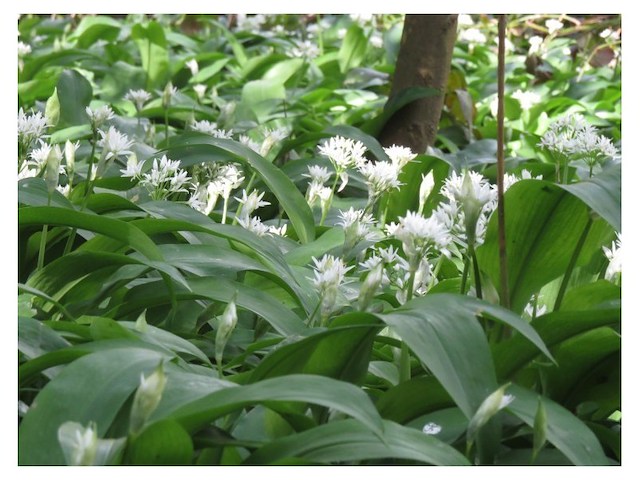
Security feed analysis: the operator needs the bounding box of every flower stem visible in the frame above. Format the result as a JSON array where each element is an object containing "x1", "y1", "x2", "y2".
[
  {"x1": 164, "y1": 108, "x2": 170, "y2": 147},
  {"x1": 470, "y1": 245, "x2": 483, "y2": 300},
  {"x1": 37, "y1": 224, "x2": 48, "y2": 271},
  {"x1": 553, "y1": 216, "x2": 593, "y2": 311},
  {"x1": 319, "y1": 170, "x2": 340, "y2": 226},
  {"x1": 460, "y1": 255, "x2": 470, "y2": 294}
]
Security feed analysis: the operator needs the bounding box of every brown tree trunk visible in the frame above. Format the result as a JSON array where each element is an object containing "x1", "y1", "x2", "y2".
[{"x1": 378, "y1": 14, "x2": 458, "y2": 153}]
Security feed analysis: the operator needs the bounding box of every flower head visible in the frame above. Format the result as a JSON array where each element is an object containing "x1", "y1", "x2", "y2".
[
  {"x1": 358, "y1": 161, "x2": 402, "y2": 199},
  {"x1": 383, "y1": 145, "x2": 417, "y2": 170},
  {"x1": 97, "y1": 126, "x2": 134, "y2": 161},
  {"x1": 235, "y1": 189, "x2": 270, "y2": 220},
  {"x1": 311, "y1": 254, "x2": 352, "y2": 319},
  {"x1": 124, "y1": 89, "x2": 152, "y2": 111},
  {"x1": 318, "y1": 136, "x2": 367, "y2": 172},
  {"x1": 18, "y1": 108, "x2": 48, "y2": 148},
  {"x1": 86, "y1": 105, "x2": 115, "y2": 128},
  {"x1": 603, "y1": 234, "x2": 621, "y2": 282}
]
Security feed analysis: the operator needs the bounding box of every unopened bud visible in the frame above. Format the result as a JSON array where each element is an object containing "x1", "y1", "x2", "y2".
[
  {"x1": 358, "y1": 262, "x2": 383, "y2": 311},
  {"x1": 58, "y1": 421, "x2": 98, "y2": 466},
  {"x1": 129, "y1": 362, "x2": 167, "y2": 434},
  {"x1": 215, "y1": 296, "x2": 238, "y2": 370},
  {"x1": 418, "y1": 171, "x2": 435, "y2": 213},
  {"x1": 467, "y1": 384, "x2": 513, "y2": 447},
  {"x1": 45, "y1": 87, "x2": 60, "y2": 128},
  {"x1": 44, "y1": 145, "x2": 63, "y2": 195},
  {"x1": 64, "y1": 140, "x2": 78, "y2": 176}
]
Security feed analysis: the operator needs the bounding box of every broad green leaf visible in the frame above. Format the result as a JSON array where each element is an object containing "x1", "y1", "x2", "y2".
[
  {"x1": 70, "y1": 16, "x2": 122, "y2": 48},
  {"x1": 19, "y1": 316, "x2": 71, "y2": 360},
  {"x1": 250, "y1": 313, "x2": 381, "y2": 383},
  {"x1": 189, "y1": 57, "x2": 230, "y2": 84},
  {"x1": 169, "y1": 374, "x2": 384, "y2": 438},
  {"x1": 240, "y1": 79, "x2": 286, "y2": 123},
  {"x1": 477, "y1": 179, "x2": 614, "y2": 312},
  {"x1": 55, "y1": 69, "x2": 92, "y2": 127},
  {"x1": 19, "y1": 206, "x2": 163, "y2": 261},
  {"x1": 338, "y1": 25, "x2": 368, "y2": 73},
  {"x1": 18, "y1": 178, "x2": 74, "y2": 209},
  {"x1": 377, "y1": 294, "x2": 552, "y2": 418},
  {"x1": 493, "y1": 306, "x2": 620, "y2": 379},
  {"x1": 19, "y1": 347, "x2": 169, "y2": 465},
  {"x1": 559, "y1": 163, "x2": 621, "y2": 231},
  {"x1": 131, "y1": 22, "x2": 169, "y2": 90},
  {"x1": 126, "y1": 419, "x2": 193, "y2": 465},
  {"x1": 560, "y1": 280, "x2": 620, "y2": 311},
  {"x1": 284, "y1": 227, "x2": 345, "y2": 266},
  {"x1": 244, "y1": 419, "x2": 470, "y2": 465},
  {"x1": 376, "y1": 376, "x2": 454, "y2": 424},
  {"x1": 505, "y1": 384, "x2": 609, "y2": 465}
]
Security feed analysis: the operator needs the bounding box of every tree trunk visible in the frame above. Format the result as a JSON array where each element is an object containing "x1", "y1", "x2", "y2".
[{"x1": 378, "y1": 14, "x2": 458, "y2": 153}]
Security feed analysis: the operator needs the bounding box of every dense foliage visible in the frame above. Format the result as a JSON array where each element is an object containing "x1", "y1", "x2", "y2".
[{"x1": 18, "y1": 14, "x2": 621, "y2": 466}]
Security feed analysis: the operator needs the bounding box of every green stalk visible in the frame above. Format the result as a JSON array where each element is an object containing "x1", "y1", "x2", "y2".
[
  {"x1": 399, "y1": 264, "x2": 417, "y2": 383},
  {"x1": 460, "y1": 255, "x2": 470, "y2": 294},
  {"x1": 37, "y1": 194, "x2": 52, "y2": 271},
  {"x1": 470, "y1": 245, "x2": 483, "y2": 300},
  {"x1": 319, "y1": 170, "x2": 340, "y2": 226},
  {"x1": 553, "y1": 216, "x2": 593, "y2": 311},
  {"x1": 164, "y1": 108, "x2": 170, "y2": 147}
]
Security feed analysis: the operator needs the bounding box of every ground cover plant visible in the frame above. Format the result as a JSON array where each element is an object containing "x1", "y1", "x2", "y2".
[{"x1": 17, "y1": 13, "x2": 621, "y2": 466}]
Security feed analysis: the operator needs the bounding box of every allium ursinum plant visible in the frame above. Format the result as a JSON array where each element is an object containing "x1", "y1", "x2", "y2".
[
  {"x1": 188, "y1": 162, "x2": 244, "y2": 222},
  {"x1": 191, "y1": 120, "x2": 234, "y2": 139},
  {"x1": 124, "y1": 89, "x2": 152, "y2": 119},
  {"x1": 86, "y1": 105, "x2": 115, "y2": 130},
  {"x1": 18, "y1": 108, "x2": 48, "y2": 166},
  {"x1": 95, "y1": 126, "x2": 134, "y2": 179},
  {"x1": 336, "y1": 207, "x2": 381, "y2": 255},
  {"x1": 310, "y1": 254, "x2": 353, "y2": 325},
  {"x1": 539, "y1": 113, "x2": 618, "y2": 180},
  {"x1": 132, "y1": 155, "x2": 191, "y2": 201}
]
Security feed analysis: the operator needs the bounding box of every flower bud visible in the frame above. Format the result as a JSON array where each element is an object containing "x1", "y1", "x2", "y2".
[
  {"x1": 215, "y1": 296, "x2": 238, "y2": 371},
  {"x1": 44, "y1": 145, "x2": 63, "y2": 195},
  {"x1": 467, "y1": 384, "x2": 513, "y2": 447},
  {"x1": 358, "y1": 262, "x2": 383, "y2": 311},
  {"x1": 418, "y1": 171, "x2": 435, "y2": 213},
  {"x1": 58, "y1": 421, "x2": 98, "y2": 466},
  {"x1": 162, "y1": 82, "x2": 176, "y2": 109},
  {"x1": 129, "y1": 362, "x2": 167, "y2": 435},
  {"x1": 45, "y1": 87, "x2": 60, "y2": 128},
  {"x1": 64, "y1": 140, "x2": 78, "y2": 177}
]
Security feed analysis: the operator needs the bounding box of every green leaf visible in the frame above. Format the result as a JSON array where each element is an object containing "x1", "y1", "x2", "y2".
[
  {"x1": 19, "y1": 347, "x2": 169, "y2": 465},
  {"x1": 244, "y1": 419, "x2": 470, "y2": 465},
  {"x1": 70, "y1": 15, "x2": 122, "y2": 48},
  {"x1": 169, "y1": 374, "x2": 384, "y2": 438},
  {"x1": 377, "y1": 294, "x2": 552, "y2": 418},
  {"x1": 493, "y1": 307, "x2": 620, "y2": 379},
  {"x1": 55, "y1": 69, "x2": 92, "y2": 127},
  {"x1": 163, "y1": 135, "x2": 316, "y2": 244},
  {"x1": 131, "y1": 22, "x2": 169, "y2": 90},
  {"x1": 189, "y1": 57, "x2": 230, "y2": 84},
  {"x1": 284, "y1": 227, "x2": 345, "y2": 266},
  {"x1": 250, "y1": 314, "x2": 381, "y2": 383},
  {"x1": 532, "y1": 397, "x2": 548, "y2": 462},
  {"x1": 126, "y1": 419, "x2": 193, "y2": 465},
  {"x1": 505, "y1": 385, "x2": 609, "y2": 465},
  {"x1": 477, "y1": 179, "x2": 614, "y2": 312},
  {"x1": 559, "y1": 163, "x2": 621, "y2": 231},
  {"x1": 376, "y1": 376, "x2": 454, "y2": 424},
  {"x1": 240, "y1": 79, "x2": 286, "y2": 123},
  {"x1": 338, "y1": 25, "x2": 368, "y2": 73},
  {"x1": 45, "y1": 86, "x2": 60, "y2": 127},
  {"x1": 19, "y1": 316, "x2": 71, "y2": 360},
  {"x1": 19, "y1": 206, "x2": 163, "y2": 262}
]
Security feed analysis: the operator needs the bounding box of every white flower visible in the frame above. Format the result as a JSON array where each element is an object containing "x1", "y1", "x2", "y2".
[
  {"x1": 185, "y1": 58, "x2": 199, "y2": 76},
  {"x1": 422, "y1": 422, "x2": 442, "y2": 435},
  {"x1": 311, "y1": 254, "x2": 352, "y2": 317},
  {"x1": 289, "y1": 39, "x2": 320, "y2": 59},
  {"x1": 18, "y1": 41, "x2": 32, "y2": 56},
  {"x1": 124, "y1": 89, "x2": 152, "y2": 111},
  {"x1": 603, "y1": 234, "x2": 621, "y2": 282},
  {"x1": 393, "y1": 211, "x2": 451, "y2": 262},
  {"x1": 383, "y1": 144, "x2": 417, "y2": 171},
  {"x1": 458, "y1": 14, "x2": 474, "y2": 26},
  {"x1": 60, "y1": 422, "x2": 98, "y2": 466},
  {"x1": 18, "y1": 108, "x2": 48, "y2": 147},
  {"x1": 545, "y1": 18, "x2": 564, "y2": 35},
  {"x1": 304, "y1": 165, "x2": 332, "y2": 185},
  {"x1": 418, "y1": 171, "x2": 435, "y2": 213},
  {"x1": 97, "y1": 126, "x2": 134, "y2": 160},
  {"x1": 528, "y1": 35, "x2": 544, "y2": 54},
  {"x1": 499, "y1": 394, "x2": 515, "y2": 409},
  {"x1": 318, "y1": 136, "x2": 367, "y2": 171},
  {"x1": 27, "y1": 140, "x2": 52, "y2": 172},
  {"x1": 130, "y1": 364, "x2": 167, "y2": 434},
  {"x1": 235, "y1": 189, "x2": 270, "y2": 219},
  {"x1": 503, "y1": 169, "x2": 542, "y2": 191},
  {"x1": 359, "y1": 161, "x2": 402, "y2": 198},
  {"x1": 139, "y1": 155, "x2": 191, "y2": 200},
  {"x1": 441, "y1": 170, "x2": 496, "y2": 207},
  {"x1": 18, "y1": 163, "x2": 38, "y2": 180},
  {"x1": 460, "y1": 28, "x2": 487, "y2": 44},
  {"x1": 86, "y1": 105, "x2": 115, "y2": 127},
  {"x1": 120, "y1": 154, "x2": 144, "y2": 178},
  {"x1": 259, "y1": 127, "x2": 289, "y2": 156},
  {"x1": 238, "y1": 216, "x2": 271, "y2": 236},
  {"x1": 370, "y1": 32, "x2": 383, "y2": 49},
  {"x1": 191, "y1": 120, "x2": 219, "y2": 135},
  {"x1": 162, "y1": 82, "x2": 177, "y2": 107},
  {"x1": 268, "y1": 223, "x2": 287, "y2": 236},
  {"x1": 239, "y1": 135, "x2": 261, "y2": 153},
  {"x1": 56, "y1": 184, "x2": 70, "y2": 197},
  {"x1": 600, "y1": 28, "x2": 620, "y2": 41},
  {"x1": 212, "y1": 128, "x2": 234, "y2": 139},
  {"x1": 337, "y1": 207, "x2": 379, "y2": 248},
  {"x1": 193, "y1": 84, "x2": 207, "y2": 100},
  {"x1": 306, "y1": 183, "x2": 332, "y2": 208},
  {"x1": 512, "y1": 90, "x2": 541, "y2": 110},
  {"x1": 187, "y1": 184, "x2": 208, "y2": 213}
]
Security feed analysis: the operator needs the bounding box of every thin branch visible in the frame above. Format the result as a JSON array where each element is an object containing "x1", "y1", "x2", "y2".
[{"x1": 497, "y1": 14, "x2": 510, "y2": 310}]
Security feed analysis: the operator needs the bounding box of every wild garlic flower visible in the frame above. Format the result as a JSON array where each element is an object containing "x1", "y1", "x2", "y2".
[
  {"x1": 56, "y1": 184, "x2": 70, "y2": 197},
  {"x1": 238, "y1": 216, "x2": 271, "y2": 236},
  {"x1": 337, "y1": 207, "x2": 379, "y2": 251},
  {"x1": 528, "y1": 35, "x2": 544, "y2": 55},
  {"x1": 130, "y1": 363, "x2": 167, "y2": 434},
  {"x1": 539, "y1": 114, "x2": 618, "y2": 169},
  {"x1": 358, "y1": 160, "x2": 402, "y2": 200},
  {"x1": 459, "y1": 28, "x2": 487, "y2": 44},
  {"x1": 97, "y1": 126, "x2": 134, "y2": 161},
  {"x1": 603, "y1": 234, "x2": 621, "y2": 282},
  {"x1": 259, "y1": 127, "x2": 289, "y2": 156},
  {"x1": 26, "y1": 140, "x2": 53, "y2": 173},
  {"x1": 18, "y1": 108, "x2": 48, "y2": 150},
  {"x1": 187, "y1": 184, "x2": 209, "y2": 214},
  {"x1": 191, "y1": 120, "x2": 219, "y2": 135},
  {"x1": 193, "y1": 84, "x2": 207, "y2": 101},
  {"x1": 212, "y1": 128, "x2": 234, "y2": 139},
  {"x1": 306, "y1": 182, "x2": 332, "y2": 209},
  {"x1": 318, "y1": 136, "x2": 367, "y2": 172},
  {"x1": 185, "y1": 58, "x2": 199, "y2": 76},
  {"x1": 120, "y1": 153, "x2": 144, "y2": 178},
  {"x1": 512, "y1": 90, "x2": 541, "y2": 110},
  {"x1": 235, "y1": 189, "x2": 270, "y2": 220},
  {"x1": 304, "y1": 165, "x2": 332, "y2": 185},
  {"x1": 58, "y1": 422, "x2": 98, "y2": 466},
  {"x1": 139, "y1": 155, "x2": 191, "y2": 200},
  {"x1": 418, "y1": 172, "x2": 435, "y2": 213},
  {"x1": 311, "y1": 254, "x2": 352, "y2": 320},
  {"x1": 383, "y1": 145, "x2": 417, "y2": 170},
  {"x1": 289, "y1": 39, "x2": 320, "y2": 59},
  {"x1": 86, "y1": 105, "x2": 115, "y2": 128},
  {"x1": 162, "y1": 82, "x2": 177, "y2": 108},
  {"x1": 391, "y1": 211, "x2": 451, "y2": 268},
  {"x1": 545, "y1": 18, "x2": 564, "y2": 35},
  {"x1": 124, "y1": 89, "x2": 152, "y2": 111},
  {"x1": 18, "y1": 41, "x2": 31, "y2": 56},
  {"x1": 503, "y1": 169, "x2": 543, "y2": 191},
  {"x1": 64, "y1": 140, "x2": 80, "y2": 176}
]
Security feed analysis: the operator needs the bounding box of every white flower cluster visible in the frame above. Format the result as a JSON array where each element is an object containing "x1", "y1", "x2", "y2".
[
  {"x1": 234, "y1": 189, "x2": 285, "y2": 237},
  {"x1": 86, "y1": 105, "x2": 115, "y2": 128},
  {"x1": 289, "y1": 39, "x2": 320, "y2": 59},
  {"x1": 132, "y1": 155, "x2": 191, "y2": 201},
  {"x1": 539, "y1": 114, "x2": 618, "y2": 167},
  {"x1": 304, "y1": 164, "x2": 333, "y2": 210},
  {"x1": 311, "y1": 254, "x2": 353, "y2": 319},
  {"x1": 191, "y1": 120, "x2": 233, "y2": 139},
  {"x1": 319, "y1": 136, "x2": 367, "y2": 173},
  {"x1": 124, "y1": 89, "x2": 152, "y2": 111},
  {"x1": 337, "y1": 207, "x2": 380, "y2": 251},
  {"x1": 187, "y1": 162, "x2": 244, "y2": 220},
  {"x1": 18, "y1": 108, "x2": 48, "y2": 151}
]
